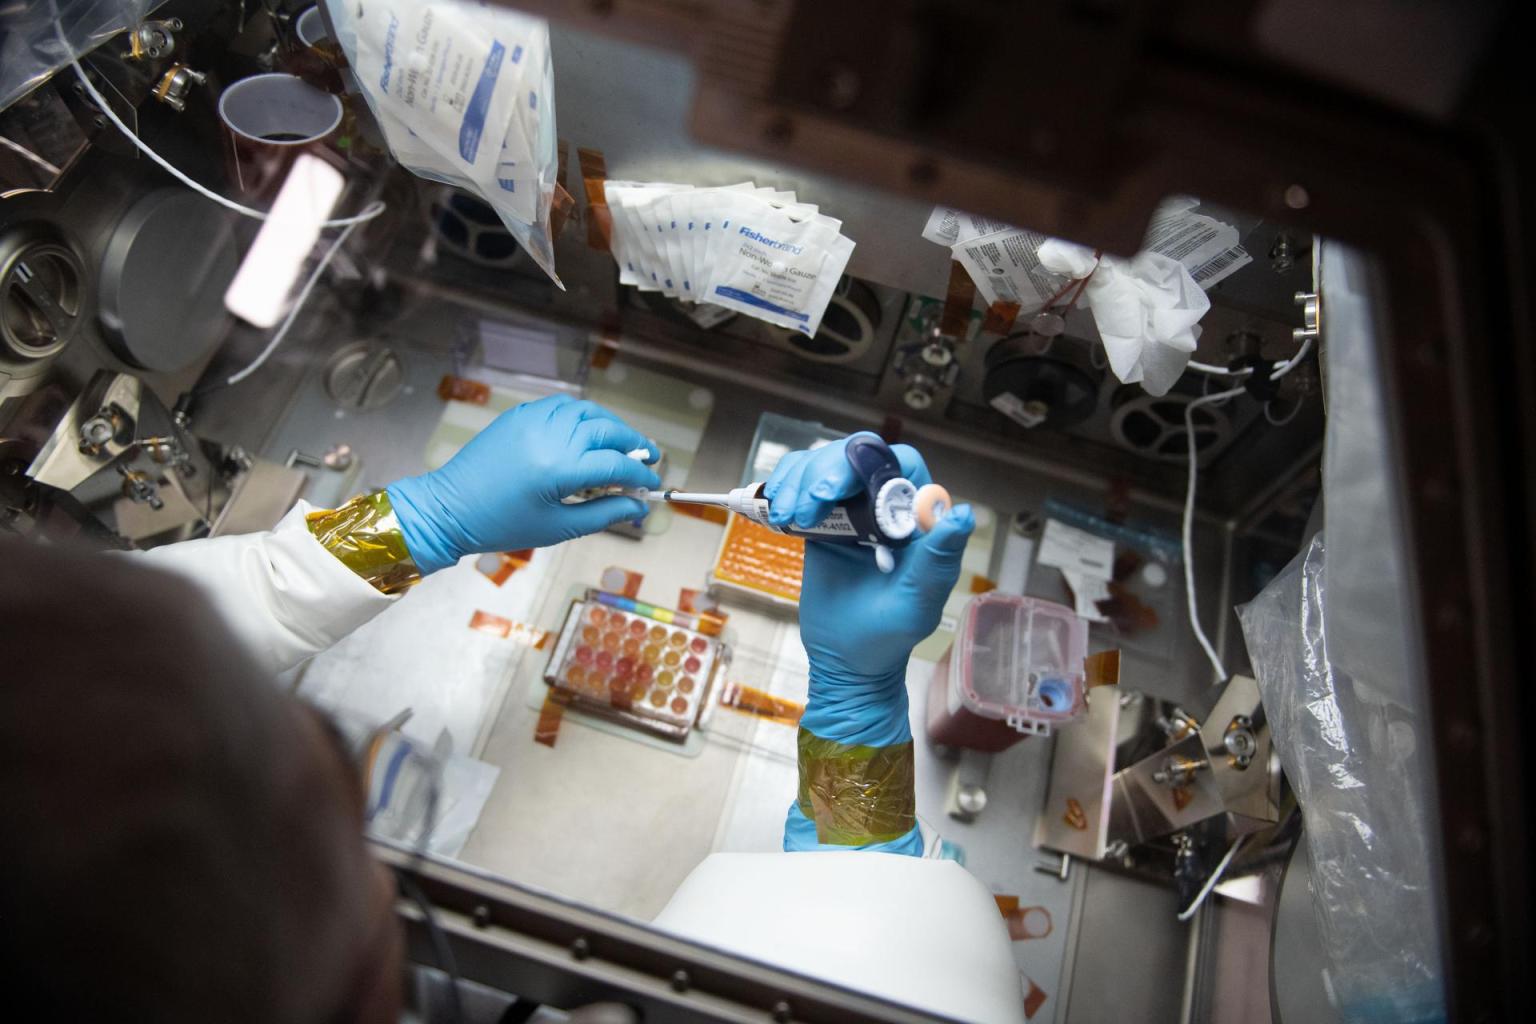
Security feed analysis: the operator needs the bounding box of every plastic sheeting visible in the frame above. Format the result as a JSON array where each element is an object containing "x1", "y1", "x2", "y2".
[
  {"x1": 0, "y1": 0, "x2": 160, "y2": 113},
  {"x1": 1317, "y1": 242, "x2": 1416, "y2": 709},
  {"x1": 1237, "y1": 535, "x2": 1443, "y2": 1023}
]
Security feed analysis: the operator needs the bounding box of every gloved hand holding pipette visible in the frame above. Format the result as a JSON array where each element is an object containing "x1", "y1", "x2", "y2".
[
  {"x1": 763, "y1": 433, "x2": 975, "y2": 855},
  {"x1": 387, "y1": 394, "x2": 660, "y2": 574}
]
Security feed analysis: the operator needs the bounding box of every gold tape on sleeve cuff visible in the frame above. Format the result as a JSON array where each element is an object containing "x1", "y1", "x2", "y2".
[
  {"x1": 306, "y1": 491, "x2": 422, "y2": 595},
  {"x1": 796, "y1": 728, "x2": 917, "y2": 846}
]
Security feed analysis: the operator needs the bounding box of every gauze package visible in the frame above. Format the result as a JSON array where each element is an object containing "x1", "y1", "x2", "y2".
[
  {"x1": 604, "y1": 181, "x2": 855, "y2": 336},
  {"x1": 323, "y1": 0, "x2": 563, "y2": 284},
  {"x1": 1037, "y1": 239, "x2": 1210, "y2": 396}
]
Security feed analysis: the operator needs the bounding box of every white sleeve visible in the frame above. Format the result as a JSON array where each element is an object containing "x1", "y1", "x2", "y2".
[{"x1": 133, "y1": 501, "x2": 397, "y2": 678}]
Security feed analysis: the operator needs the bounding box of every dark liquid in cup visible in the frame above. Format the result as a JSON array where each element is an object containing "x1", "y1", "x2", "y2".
[{"x1": 260, "y1": 132, "x2": 311, "y2": 142}]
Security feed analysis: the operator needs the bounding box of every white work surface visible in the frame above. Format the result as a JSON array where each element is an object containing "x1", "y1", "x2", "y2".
[
  {"x1": 451, "y1": 515, "x2": 1079, "y2": 1018},
  {"x1": 294, "y1": 435, "x2": 1078, "y2": 1019}
]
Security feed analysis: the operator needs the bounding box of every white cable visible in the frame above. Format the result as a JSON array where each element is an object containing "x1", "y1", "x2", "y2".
[
  {"x1": 51, "y1": 8, "x2": 389, "y2": 388},
  {"x1": 1269, "y1": 334, "x2": 1314, "y2": 379},
  {"x1": 1187, "y1": 333, "x2": 1313, "y2": 382},
  {"x1": 1263, "y1": 396, "x2": 1304, "y2": 427},
  {"x1": 1183, "y1": 384, "x2": 1246, "y2": 682},
  {"x1": 224, "y1": 218, "x2": 360, "y2": 384},
  {"x1": 1187, "y1": 359, "x2": 1251, "y2": 377},
  {"x1": 1177, "y1": 834, "x2": 1248, "y2": 922},
  {"x1": 58, "y1": 20, "x2": 384, "y2": 229}
]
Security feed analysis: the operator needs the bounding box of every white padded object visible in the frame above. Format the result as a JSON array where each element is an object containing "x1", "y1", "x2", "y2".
[
  {"x1": 133, "y1": 501, "x2": 395, "y2": 677},
  {"x1": 654, "y1": 853, "x2": 1024, "y2": 1023}
]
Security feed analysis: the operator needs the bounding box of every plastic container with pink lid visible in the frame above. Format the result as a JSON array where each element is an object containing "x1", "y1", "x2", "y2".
[{"x1": 925, "y1": 592, "x2": 1088, "y2": 752}]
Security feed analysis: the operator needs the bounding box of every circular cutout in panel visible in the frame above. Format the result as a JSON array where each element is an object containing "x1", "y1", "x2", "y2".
[
  {"x1": 771, "y1": 275, "x2": 881, "y2": 363},
  {"x1": 323, "y1": 341, "x2": 404, "y2": 410},
  {"x1": 427, "y1": 188, "x2": 527, "y2": 270},
  {"x1": 1108, "y1": 389, "x2": 1236, "y2": 464},
  {"x1": 982, "y1": 335, "x2": 1101, "y2": 432},
  {"x1": 1, "y1": 233, "x2": 84, "y2": 363}
]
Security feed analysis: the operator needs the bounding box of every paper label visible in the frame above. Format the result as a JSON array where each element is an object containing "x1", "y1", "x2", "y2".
[
  {"x1": 1143, "y1": 207, "x2": 1253, "y2": 289},
  {"x1": 990, "y1": 391, "x2": 1048, "y2": 429},
  {"x1": 746, "y1": 499, "x2": 859, "y2": 538},
  {"x1": 1038, "y1": 518, "x2": 1114, "y2": 581},
  {"x1": 952, "y1": 227, "x2": 1066, "y2": 309},
  {"x1": 922, "y1": 206, "x2": 1013, "y2": 247},
  {"x1": 1062, "y1": 569, "x2": 1111, "y2": 622}
]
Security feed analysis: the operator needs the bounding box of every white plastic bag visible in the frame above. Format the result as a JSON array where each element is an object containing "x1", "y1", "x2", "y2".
[
  {"x1": 1, "y1": 0, "x2": 162, "y2": 112},
  {"x1": 322, "y1": 0, "x2": 563, "y2": 284},
  {"x1": 1237, "y1": 536, "x2": 1444, "y2": 1023}
]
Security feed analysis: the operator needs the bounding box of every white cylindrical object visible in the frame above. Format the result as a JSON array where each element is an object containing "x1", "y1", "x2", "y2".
[
  {"x1": 219, "y1": 73, "x2": 343, "y2": 146},
  {"x1": 296, "y1": 6, "x2": 330, "y2": 48}
]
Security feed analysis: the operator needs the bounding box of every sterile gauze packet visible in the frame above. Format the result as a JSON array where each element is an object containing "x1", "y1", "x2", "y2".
[
  {"x1": 703, "y1": 193, "x2": 855, "y2": 336},
  {"x1": 605, "y1": 182, "x2": 688, "y2": 289}
]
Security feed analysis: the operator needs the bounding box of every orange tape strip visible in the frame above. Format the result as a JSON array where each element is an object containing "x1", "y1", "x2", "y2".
[
  {"x1": 671, "y1": 502, "x2": 729, "y2": 525},
  {"x1": 1084, "y1": 649, "x2": 1121, "y2": 688},
  {"x1": 549, "y1": 181, "x2": 576, "y2": 241},
  {"x1": 982, "y1": 300, "x2": 1021, "y2": 335},
  {"x1": 591, "y1": 315, "x2": 621, "y2": 369},
  {"x1": 718, "y1": 681, "x2": 804, "y2": 727},
  {"x1": 940, "y1": 260, "x2": 976, "y2": 338},
  {"x1": 599, "y1": 566, "x2": 643, "y2": 598},
  {"x1": 469, "y1": 610, "x2": 513, "y2": 637},
  {"x1": 467, "y1": 610, "x2": 549, "y2": 648},
  {"x1": 577, "y1": 146, "x2": 611, "y2": 252},
  {"x1": 534, "y1": 695, "x2": 564, "y2": 747},
  {"x1": 1023, "y1": 977, "x2": 1048, "y2": 1019},
  {"x1": 969, "y1": 574, "x2": 997, "y2": 594},
  {"x1": 438, "y1": 375, "x2": 490, "y2": 405},
  {"x1": 1003, "y1": 904, "x2": 1053, "y2": 941}
]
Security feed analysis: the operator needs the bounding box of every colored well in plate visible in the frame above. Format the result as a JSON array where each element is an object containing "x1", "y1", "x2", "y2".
[{"x1": 690, "y1": 636, "x2": 708, "y2": 654}]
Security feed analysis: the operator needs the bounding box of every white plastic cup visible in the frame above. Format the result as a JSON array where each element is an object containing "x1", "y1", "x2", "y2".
[
  {"x1": 218, "y1": 72, "x2": 342, "y2": 146},
  {"x1": 295, "y1": 6, "x2": 330, "y2": 48}
]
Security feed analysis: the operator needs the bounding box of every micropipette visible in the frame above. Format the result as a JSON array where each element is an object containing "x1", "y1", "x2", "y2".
[{"x1": 639, "y1": 435, "x2": 951, "y2": 573}]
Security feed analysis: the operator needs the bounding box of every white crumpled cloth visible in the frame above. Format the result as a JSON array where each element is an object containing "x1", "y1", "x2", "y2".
[{"x1": 1038, "y1": 239, "x2": 1210, "y2": 396}]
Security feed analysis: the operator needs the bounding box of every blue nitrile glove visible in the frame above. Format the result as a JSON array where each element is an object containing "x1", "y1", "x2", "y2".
[
  {"x1": 764, "y1": 433, "x2": 975, "y2": 855},
  {"x1": 386, "y1": 395, "x2": 660, "y2": 574}
]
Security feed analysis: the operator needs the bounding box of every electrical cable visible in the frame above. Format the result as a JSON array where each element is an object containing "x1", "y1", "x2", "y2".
[
  {"x1": 1186, "y1": 359, "x2": 1251, "y2": 377},
  {"x1": 1177, "y1": 834, "x2": 1248, "y2": 922},
  {"x1": 1188, "y1": 334, "x2": 1313, "y2": 381},
  {"x1": 58, "y1": 21, "x2": 385, "y2": 229},
  {"x1": 1263, "y1": 395, "x2": 1305, "y2": 427},
  {"x1": 1182, "y1": 384, "x2": 1247, "y2": 682},
  {"x1": 223, "y1": 217, "x2": 360, "y2": 384},
  {"x1": 51, "y1": 8, "x2": 388, "y2": 391},
  {"x1": 1180, "y1": 333, "x2": 1313, "y2": 682}
]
